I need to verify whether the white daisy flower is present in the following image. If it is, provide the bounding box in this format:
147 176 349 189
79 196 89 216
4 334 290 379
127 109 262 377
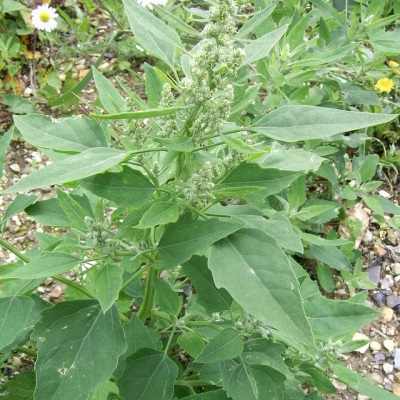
31 4 58 32
136 0 167 10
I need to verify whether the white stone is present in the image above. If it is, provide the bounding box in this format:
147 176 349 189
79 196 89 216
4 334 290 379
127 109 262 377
384 339 395 352
10 163 21 173
370 341 382 351
383 363 394 374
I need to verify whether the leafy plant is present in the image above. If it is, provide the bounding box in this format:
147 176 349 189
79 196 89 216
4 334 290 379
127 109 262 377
1 0 400 399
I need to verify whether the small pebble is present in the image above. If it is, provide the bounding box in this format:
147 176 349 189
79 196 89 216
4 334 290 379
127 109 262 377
384 339 395 352
357 395 369 400
373 292 386 307
394 349 400 369
374 352 386 362
383 363 394 374
380 275 394 289
393 262 400 275
366 265 381 285
387 295 400 309
382 306 394 323
393 383 400 396
396 305 400 314
10 163 21 173
387 327 396 336
370 341 382 351
374 243 387 256
367 371 384 385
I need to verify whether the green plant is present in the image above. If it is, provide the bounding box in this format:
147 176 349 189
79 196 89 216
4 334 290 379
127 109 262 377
1 0 400 399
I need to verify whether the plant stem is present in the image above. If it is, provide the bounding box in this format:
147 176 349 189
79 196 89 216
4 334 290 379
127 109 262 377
137 267 157 322
186 321 224 331
14 346 37 357
0 237 30 263
120 263 152 291
164 323 178 354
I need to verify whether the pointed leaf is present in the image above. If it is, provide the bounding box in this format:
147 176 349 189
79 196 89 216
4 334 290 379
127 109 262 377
13 114 108 152
209 229 316 353
26 198 70 227
195 328 243 364
1 194 37 224
177 332 205 358
32 300 126 400
138 202 180 228
0 127 13 179
123 0 183 69
56 188 88 232
117 348 178 400
158 214 243 268
144 63 163 108
2 148 130 194
154 278 182 316
94 264 124 313
80 166 156 209
309 244 352 271
0 371 36 399
2 252 80 280
253 105 396 142
182 255 232 313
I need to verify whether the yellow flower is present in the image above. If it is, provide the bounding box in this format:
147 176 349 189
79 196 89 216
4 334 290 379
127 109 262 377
375 78 395 93
388 60 400 75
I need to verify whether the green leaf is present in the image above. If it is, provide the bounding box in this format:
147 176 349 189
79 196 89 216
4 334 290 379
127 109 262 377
253 105 396 142
153 135 195 152
144 63 163 108
316 264 335 293
154 278 182 316
227 362 286 400
56 188 88 232
13 114 108 153
331 362 400 400
81 166 155 209
297 231 351 247
182 256 232 313
1 194 37 225
117 348 178 400
2 252 80 279
91 106 184 120
230 84 262 117
182 389 229 400
293 201 339 224
0 371 36 399
256 143 324 172
339 82 379 106
123 0 183 69
0 127 13 179
87 380 120 400
243 25 288 65
32 301 126 400
209 229 316 353
222 136 262 155
94 264 124 313
365 195 400 215
2 148 130 194
213 162 300 198
158 214 243 269
235 3 277 39
0 296 34 351
92 67 124 114
26 199 70 227
177 332 205 358
195 328 243 364
370 30 400 54
138 202 180 228
309 245 352 271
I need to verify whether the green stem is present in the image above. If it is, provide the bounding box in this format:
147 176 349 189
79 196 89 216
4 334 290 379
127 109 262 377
14 346 37 357
186 321 224 331
97 0 125 29
0 237 30 263
120 263 152 291
175 199 209 220
137 267 157 322
164 323 178 354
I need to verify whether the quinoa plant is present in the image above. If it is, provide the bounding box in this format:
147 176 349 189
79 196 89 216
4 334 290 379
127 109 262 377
0 0 399 399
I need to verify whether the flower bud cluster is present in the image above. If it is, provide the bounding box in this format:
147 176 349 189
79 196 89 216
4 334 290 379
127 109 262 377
184 161 220 201
235 315 271 337
157 83 178 138
181 0 244 138
84 216 114 255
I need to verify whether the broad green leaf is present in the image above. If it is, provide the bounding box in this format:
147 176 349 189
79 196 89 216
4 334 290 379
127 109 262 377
158 214 243 268
144 63 163 108
302 277 379 340
293 201 339 224
243 25 288 65
209 229 316 353
26 199 70 227
87 380 120 400
230 84 262 117
222 136 262 155
309 245 351 271
292 44 356 67
213 162 300 198
227 362 286 400
117 348 178 400
123 0 183 69
13 114 108 152
299 363 336 393
138 202 180 228
2 148 130 194
370 30 400 54
92 67 124 114
0 371 36 399
154 278 182 316
182 255 232 313
181 389 229 400
236 3 276 39
297 231 351 247
365 194 400 215
339 82 379 106
1 194 37 224
253 105 396 142
2 252 80 279
235 214 303 253
256 143 324 172
0 296 34 350
0 126 13 179
195 329 243 363
177 332 205 358
332 363 400 400
56 188 88 232
32 300 126 400
91 106 184 120
81 166 155 209
153 135 195 152
94 264 124 313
